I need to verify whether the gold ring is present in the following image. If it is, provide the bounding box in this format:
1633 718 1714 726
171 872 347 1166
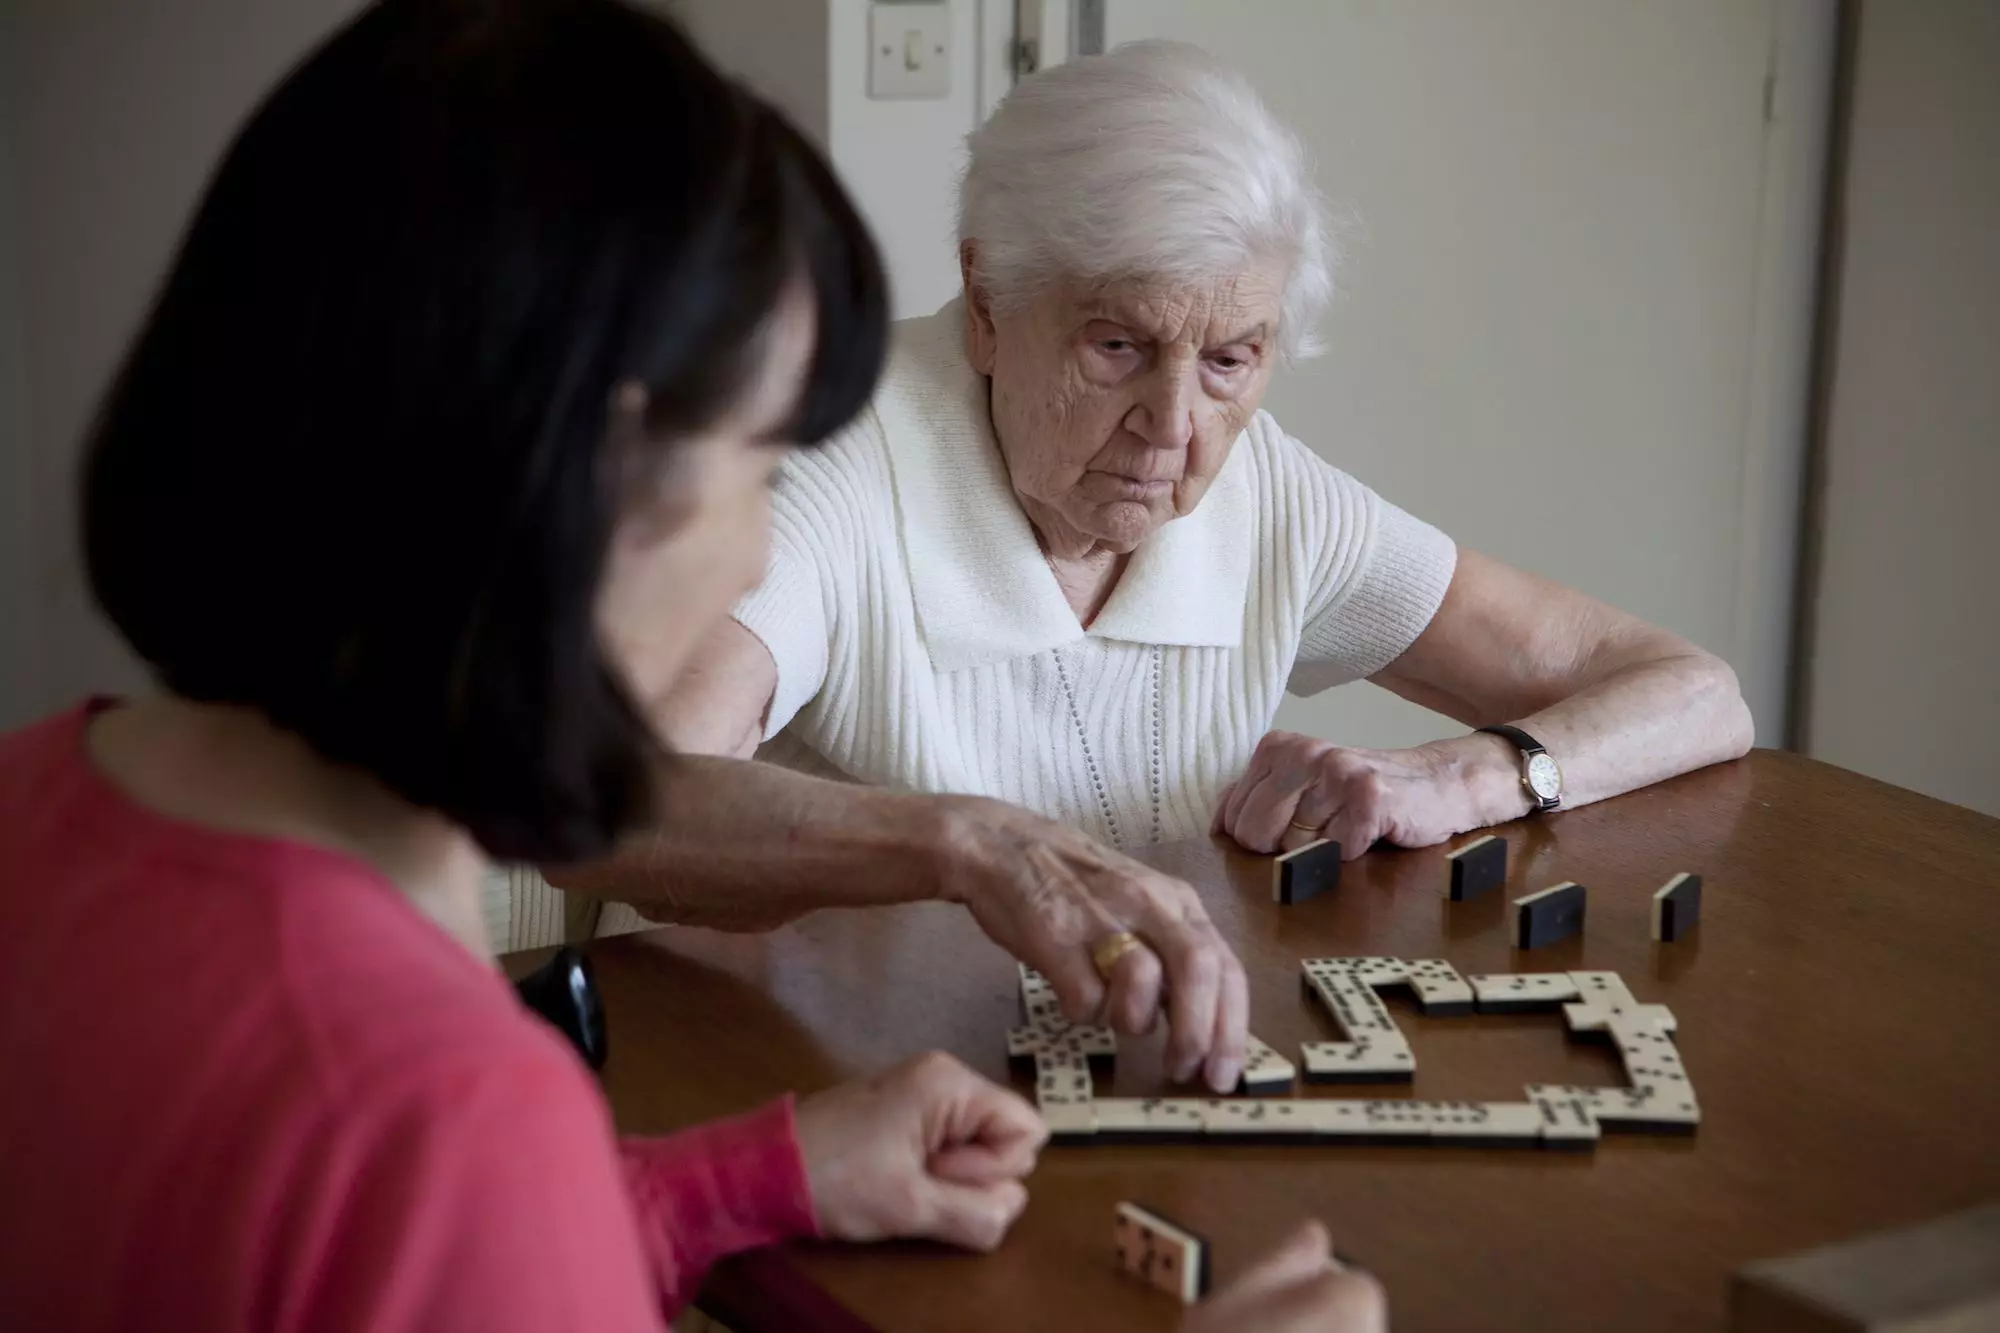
1090 932 1143 978
1289 818 1324 832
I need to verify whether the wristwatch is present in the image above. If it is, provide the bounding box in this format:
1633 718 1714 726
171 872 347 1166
1477 724 1564 813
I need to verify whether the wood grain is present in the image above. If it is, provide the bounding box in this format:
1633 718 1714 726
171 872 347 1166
526 751 2000 1332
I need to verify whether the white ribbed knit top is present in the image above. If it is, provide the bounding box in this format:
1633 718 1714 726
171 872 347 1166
731 303 1459 849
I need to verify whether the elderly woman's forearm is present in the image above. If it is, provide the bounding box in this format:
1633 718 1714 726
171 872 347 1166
1450 650 1754 819
544 756 959 923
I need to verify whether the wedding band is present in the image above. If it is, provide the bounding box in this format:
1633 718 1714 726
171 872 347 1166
1289 818 1324 832
1090 931 1143 978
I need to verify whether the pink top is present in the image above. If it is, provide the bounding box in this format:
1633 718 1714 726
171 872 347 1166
0 704 819 1332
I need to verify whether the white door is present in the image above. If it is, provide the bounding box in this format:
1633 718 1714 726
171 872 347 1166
1068 0 1833 751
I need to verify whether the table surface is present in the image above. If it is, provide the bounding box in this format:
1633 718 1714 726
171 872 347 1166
542 751 2000 1332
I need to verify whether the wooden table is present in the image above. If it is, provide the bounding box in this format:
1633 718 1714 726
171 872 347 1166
536 752 2000 1332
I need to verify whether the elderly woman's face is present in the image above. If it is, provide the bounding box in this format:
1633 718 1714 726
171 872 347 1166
967 269 1283 553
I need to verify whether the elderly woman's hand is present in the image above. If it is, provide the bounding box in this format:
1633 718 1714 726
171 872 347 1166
1213 731 1513 858
938 795 1251 1094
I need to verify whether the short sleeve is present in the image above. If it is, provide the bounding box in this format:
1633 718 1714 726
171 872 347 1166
729 416 882 741
1286 452 1458 697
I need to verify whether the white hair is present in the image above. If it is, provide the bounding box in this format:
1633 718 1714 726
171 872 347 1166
959 40 1335 360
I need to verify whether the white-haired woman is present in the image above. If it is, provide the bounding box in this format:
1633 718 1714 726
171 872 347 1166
553 41 1751 1098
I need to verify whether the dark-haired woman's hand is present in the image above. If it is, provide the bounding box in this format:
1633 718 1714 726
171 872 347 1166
794 1052 1047 1251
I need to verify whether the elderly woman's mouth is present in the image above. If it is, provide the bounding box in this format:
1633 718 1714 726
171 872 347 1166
1088 475 1176 499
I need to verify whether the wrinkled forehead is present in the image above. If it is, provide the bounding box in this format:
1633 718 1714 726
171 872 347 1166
1059 268 1286 346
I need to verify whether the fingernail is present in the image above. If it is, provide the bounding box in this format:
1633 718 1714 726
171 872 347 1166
1208 1059 1242 1094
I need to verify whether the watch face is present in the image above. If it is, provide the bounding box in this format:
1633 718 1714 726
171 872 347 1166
1526 752 1563 801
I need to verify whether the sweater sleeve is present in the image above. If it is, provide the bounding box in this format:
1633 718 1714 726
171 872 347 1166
288 1058 816 1333
618 1097 820 1312
1281 431 1459 697
730 417 878 742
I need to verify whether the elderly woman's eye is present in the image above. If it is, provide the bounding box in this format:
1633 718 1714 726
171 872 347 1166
1208 353 1248 372
1099 339 1135 354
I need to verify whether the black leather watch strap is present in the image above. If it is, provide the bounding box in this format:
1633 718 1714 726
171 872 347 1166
1477 724 1561 812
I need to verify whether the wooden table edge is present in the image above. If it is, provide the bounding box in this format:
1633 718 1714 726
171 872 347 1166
698 1247 881 1333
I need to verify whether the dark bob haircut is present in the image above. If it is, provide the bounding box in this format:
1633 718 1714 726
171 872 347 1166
83 0 888 863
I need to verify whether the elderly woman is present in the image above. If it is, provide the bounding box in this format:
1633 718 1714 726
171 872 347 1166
648 41 1751 841
554 40 1750 1097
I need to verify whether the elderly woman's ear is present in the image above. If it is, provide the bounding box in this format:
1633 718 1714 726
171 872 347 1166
958 239 1001 377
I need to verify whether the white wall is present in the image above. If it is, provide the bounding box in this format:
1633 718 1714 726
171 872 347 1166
1804 0 2000 816
10 0 370 723
1097 0 1833 752
824 0 980 317
666 0 831 147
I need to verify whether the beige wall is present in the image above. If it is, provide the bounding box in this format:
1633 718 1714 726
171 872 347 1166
1804 0 2000 815
1102 0 1835 753
6 0 370 725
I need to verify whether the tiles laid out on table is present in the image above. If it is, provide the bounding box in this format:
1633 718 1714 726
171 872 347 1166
1300 1036 1416 1084
1514 881 1588 948
1468 971 1582 1012
1653 872 1703 942
1007 1018 1117 1071
1199 1098 1320 1143
1559 1083 1701 1134
1237 1034 1298 1095
1444 833 1508 901
1114 1202 1212 1304
1018 963 1064 1024
1093 1098 1208 1144
1526 1084 1605 1150
1402 958 1475 1015
1273 838 1341 906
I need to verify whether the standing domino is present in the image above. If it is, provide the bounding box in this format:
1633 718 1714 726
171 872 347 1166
1652 872 1703 942
1514 881 1587 949
1114 1202 1213 1304
1274 839 1341 905
1445 834 1508 901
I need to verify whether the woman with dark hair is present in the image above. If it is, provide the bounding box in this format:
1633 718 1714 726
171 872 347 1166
0 1 1381 1328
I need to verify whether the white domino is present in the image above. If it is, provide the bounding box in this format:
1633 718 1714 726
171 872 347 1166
1093 1098 1208 1138
1239 1035 1297 1093
1527 1084 1605 1146
1469 972 1582 1009
1199 1099 1318 1138
1404 958 1475 1012
1563 1000 1678 1036
1301 1034 1415 1082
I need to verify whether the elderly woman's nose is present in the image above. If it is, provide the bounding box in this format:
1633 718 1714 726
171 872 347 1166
1126 372 1198 449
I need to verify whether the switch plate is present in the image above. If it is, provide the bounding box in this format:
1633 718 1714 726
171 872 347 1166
869 3 951 100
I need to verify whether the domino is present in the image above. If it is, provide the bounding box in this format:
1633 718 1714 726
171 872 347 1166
1034 1055 1094 1108
1469 972 1581 1012
1427 1100 1545 1146
1007 1019 1117 1072
1306 956 1410 986
1040 1099 1097 1142
1018 964 1064 1024
1091 1098 1207 1144
1301 1036 1416 1084
1514 881 1587 949
1569 1083 1701 1134
1274 838 1341 906
1403 958 1475 1016
1563 1000 1677 1036
1527 1083 1604 1149
1114 1202 1212 1304
1608 1017 1693 1095
1199 1098 1319 1144
1236 1034 1297 1095
1445 833 1508 901
1652 872 1703 942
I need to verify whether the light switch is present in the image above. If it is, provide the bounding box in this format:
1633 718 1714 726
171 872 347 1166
869 3 951 100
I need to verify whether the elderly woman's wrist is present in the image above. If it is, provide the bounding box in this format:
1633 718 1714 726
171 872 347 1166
919 795 1008 906
1433 734 1534 829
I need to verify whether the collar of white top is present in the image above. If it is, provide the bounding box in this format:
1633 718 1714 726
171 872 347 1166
874 300 1254 675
